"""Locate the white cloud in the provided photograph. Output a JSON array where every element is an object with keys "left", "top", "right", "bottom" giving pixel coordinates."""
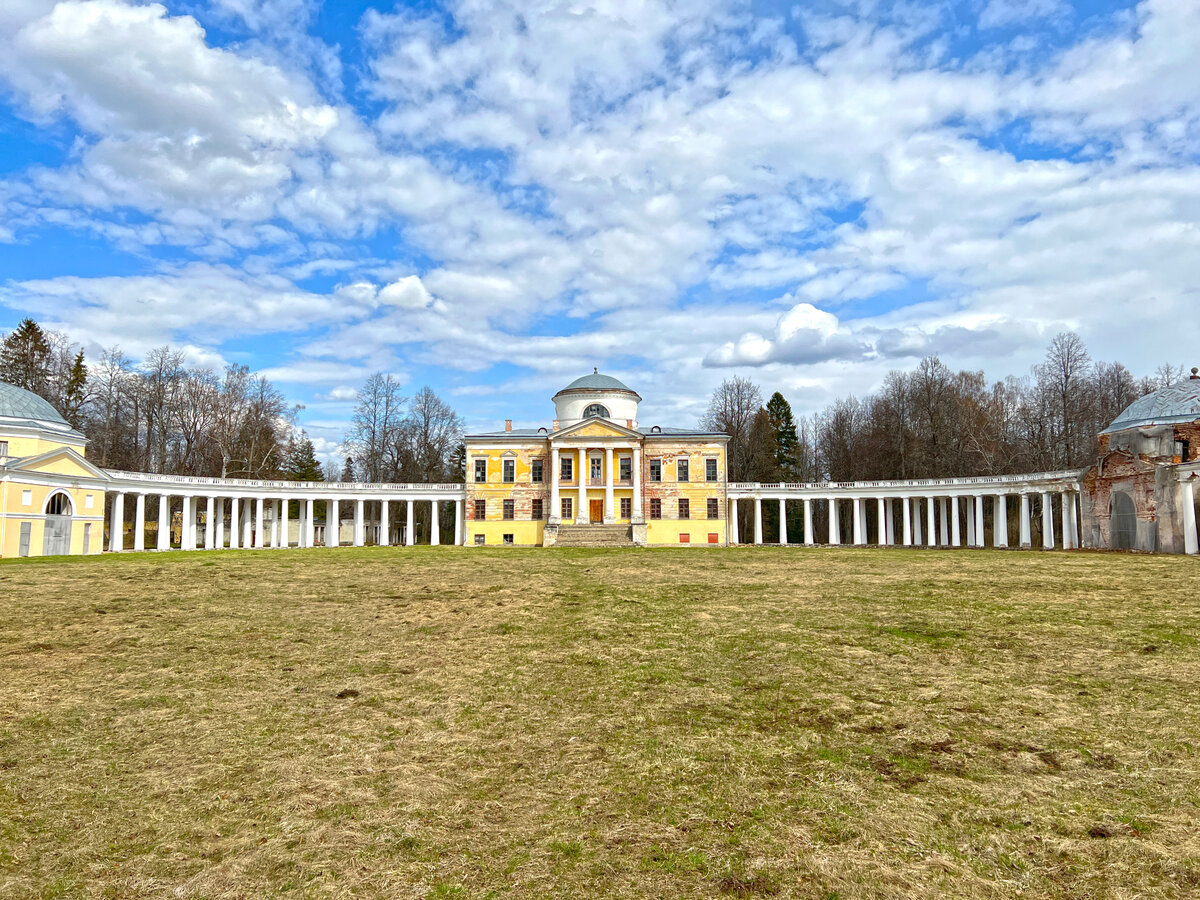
[{"left": 979, "top": 0, "right": 1067, "bottom": 30}]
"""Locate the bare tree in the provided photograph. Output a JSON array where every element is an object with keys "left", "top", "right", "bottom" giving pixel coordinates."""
[
  {"left": 701, "top": 375, "right": 763, "bottom": 481},
  {"left": 347, "top": 373, "right": 406, "bottom": 482}
]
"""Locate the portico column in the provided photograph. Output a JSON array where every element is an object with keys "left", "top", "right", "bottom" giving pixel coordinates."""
[
  {"left": 205, "top": 497, "right": 215, "bottom": 550},
  {"left": 355, "top": 498, "right": 365, "bottom": 546},
  {"left": 181, "top": 496, "right": 194, "bottom": 550},
  {"left": 876, "top": 497, "right": 886, "bottom": 544},
  {"left": 951, "top": 497, "right": 961, "bottom": 547},
  {"left": 974, "top": 495, "right": 985, "bottom": 548},
  {"left": 779, "top": 498, "right": 787, "bottom": 545},
  {"left": 995, "top": 495, "right": 1008, "bottom": 548},
  {"left": 577, "top": 447, "right": 587, "bottom": 523},
  {"left": 379, "top": 500, "right": 390, "bottom": 546},
  {"left": 255, "top": 498, "right": 266, "bottom": 549},
  {"left": 902, "top": 497, "right": 912, "bottom": 546},
  {"left": 406, "top": 499, "right": 415, "bottom": 546},
  {"left": 753, "top": 497, "right": 762, "bottom": 545},
  {"left": 852, "top": 498, "right": 864, "bottom": 546},
  {"left": 730, "top": 498, "right": 739, "bottom": 544},
  {"left": 604, "top": 446, "right": 615, "bottom": 523},
  {"left": 829, "top": 498, "right": 841, "bottom": 545},
  {"left": 158, "top": 495, "right": 171, "bottom": 550},
  {"left": 228, "top": 498, "right": 240, "bottom": 549},
  {"left": 279, "top": 499, "right": 288, "bottom": 548},
  {"left": 1061, "top": 491, "right": 1076, "bottom": 549},
  {"left": 1181, "top": 480, "right": 1198, "bottom": 555},
  {"left": 1019, "top": 493, "right": 1032, "bottom": 548},
  {"left": 456, "top": 499, "right": 465, "bottom": 545},
  {"left": 1041, "top": 492, "right": 1055, "bottom": 548},
  {"left": 926, "top": 498, "right": 935, "bottom": 547},
  {"left": 133, "top": 493, "right": 146, "bottom": 551},
  {"left": 108, "top": 492, "right": 125, "bottom": 552},
  {"left": 632, "top": 444, "right": 643, "bottom": 520},
  {"left": 328, "top": 499, "right": 339, "bottom": 547},
  {"left": 550, "top": 447, "right": 561, "bottom": 522},
  {"left": 431, "top": 500, "right": 440, "bottom": 546},
  {"left": 803, "top": 498, "right": 814, "bottom": 545}
]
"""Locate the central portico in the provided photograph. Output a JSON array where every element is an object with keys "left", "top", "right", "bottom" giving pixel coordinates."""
[{"left": 463, "top": 371, "right": 730, "bottom": 547}]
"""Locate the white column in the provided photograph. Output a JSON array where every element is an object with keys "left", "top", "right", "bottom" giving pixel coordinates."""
[
  {"left": 803, "top": 498, "right": 814, "bottom": 545},
  {"left": 279, "top": 499, "right": 288, "bottom": 548},
  {"left": 939, "top": 497, "right": 950, "bottom": 545},
  {"left": 1060, "top": 491, "right": 1073, "bottom": 549},
  {"left": 604, "top": 446, "right": 615, "bottom": 523},
  {"left": 431, "top": 500, "right": 440, "bottom": 546},
  {"left": 885, "top": 498, "right": 895, "bottom": 545},
  {"left": 632, "top": 444, "right": 643, "bottom": 520},
  {"left": 550, "top": 447, "right": 561, "bottom": 522},
  {"left": 255, "top": 497, "right": 265, "bottom": 549},
  {"left": 779, "top": 498, "right": 787, "bottom": 545},
  {"left": 305, "top": 498, "right": 315, "bottom": 547},
  {"left": 730, "top": 498, "right": 739, "bottom": 544},
  {"left": 974, "top": 495, "right": 985, "bottom": 548},
  {"left": 133, "top": 493, "right": 146, "bottom": 551},
  {"left": 159, "top": 495, "right": 171, "bottom": 550},
  {"left": 270, "top": 499, "right": 280, "bottom": 547},
  {"left": 354, "top": 498, "right": 365, "bottom": 546},
  {"left": 228, "top": 498, "right": 240, "bottom": 549},
  {"left": 577, "top": 447, "right": 587, "bottom": 523},
  {"left": 456, "top": 499, "right": 465, "bottom": 545},
  {"left": 994, "top": 495, "right": 1008, "bottom": 548},
  {"left": 1181, "top": 480, "right": 1198, "bottom": 555},
  {"left": 753, "top": 497, "right": 762, "bottom": 545},
  {"left": 1019, "top": 493, "right": 1032, "bottom": 548},
  {"left": 242, "top": 502, "right": 253, "bottom": 548},
  {"left": 829, "top": 498, "right": 841, "bottom": 544},
  {"left": 1041, "top": 492, "right": 1055, "bottom": 548},
  {"left": 876, "top": 497, "right": 886, "bottom": 544},
  {"left": 902, "top": 496, "right": 912, "bottom": 546},
  {"left": 926, "top": 498, "right": 935, "bottom": 547},
  {"left": 913, "top": 498, "right": 923, "bottom": 545},
  {"left": 406, "top": 499, "right": 415, "bottom": 546},
  {"left": 852, "top": 498, "right": 864, "bottom": 545},
  {"left": 328, "top": 499, "right": 339, "bottom": 547},
  {"left": 108, "top": 492, "right": 125, "bottom": 552},
  {"left": 379, "top": 500, "right": 390, "bottom": 546},
  {"left": 181, "top": 496, "right": 194, "bottom": 550},
  {"left": 205, "top": 497, "right": 215, "bottom": 550},
  {"left": 951, "top": 497, "right": 961, "bottom": 547},
  {"left": 966, "top": 498, "right": 976, "bottom": 546}
]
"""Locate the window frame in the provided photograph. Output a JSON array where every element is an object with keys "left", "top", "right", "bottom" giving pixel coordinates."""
[
  {"left": 620, "top": 497, "right": 631, "bottom": 519},
  {"left": 560, "top": 457, "right": 573, "bottom": 481},
  {"left": 678, "top": 498, "right": 690, "bottom": 519},
  {"left": 677, "top": 458, "right": 689, "bottom": 482},
  {"left": 473, "top": 458, "right": 487, "bottom": 483},
  {"left": 502, "top": 458, "right": 515, "bottom": 483},
  {"left": 649, "top": 498, "right": 662, "bottom": 520},
  {"left": 561, "top": 497, "right": 573, "bottom": 520},
  {"left": 707, "top": 498, "right": 719, "bottom": 519},
  {"left": 531, "top": 498, "right": 543, "bottom": 520},
  {"left": 503, "top": 499, "right": 515, "bottom": 520},
  {"left": 706, "top": 458, "right": 718, "bottom": 482},
  {"left": 473, "top": 499, "right": 486, "bottom": 520},
  {"left": 649, "top": 458, "right": 661, "bottom": 482},
  {"left": 531, "top": 458, "right": 544, "bottom": 483},
  {"left": 619, "top": 456, "right": 632, "bottom": 481}
]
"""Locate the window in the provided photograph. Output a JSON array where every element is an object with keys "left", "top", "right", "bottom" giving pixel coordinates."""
[
  {"left": 561, "top": 457, "right": 573, "bottom": 481},
  {"left": 619, "top": 456, "right": 631, "bottom": 480},
  {"left": 679, "top": 533, "right": 690, "bottom": 543},
  {"left": 678, "top": 499, "right": 690, "bottom": 519},
  {"left": 531, "top": 458, "right": 544, "bottom": 482},
  {"left": 503, "top": 458, "right": 515, "bottom": 483},
  {"left": 649, "top": 459, "right": 661, "bottom": 482},
  {"left": 474, "top": 458, "right": 487, "bottom": 482},
  {"left": 532, "top": 499, "right": 543, "bottom": 520},
  {"left": 706, "top": 458, "right": 718, "bottom": 482},
  {"left": 650, "top": 499, "right": 662, "bottom": 519},
  {"left": 620, "top": 497, "right": 631, "bottom": 518},
  {"left": 85, "top": 494, "right": 94, "bottom": 509},
  {"left": 503, "top": 499, "right": 515, "bottom": 520},
  {"left": 590, "top": 456, "right": 602, "bottom": 480},
  {"left": 21, "top": 490, "right": 31, "bottom": 506},
  {"left": 474, "top": 499, "right": 486, "bottom": 520},
  {"left": 707, "top": 498, "right": 719, "bottom": 519},
  {"left": 475, "top": 534, "right": 486, "bottom": 545},
  {"left": 46, "top": 493, "right": 71, "bottom": 516},
  {"left": 562, "top": 497, "right": 573, "bottom": 520},
  {"left": 503, "top": 533, "right": 514, "bottom": 544},
  {"left": 584, "top": 403, "right": 610, "bottom": 418},
  {"left": 677, "top": 458, "right": 689, "bottom": 482},
  {"left": 708, "top": 533, "right": 719, "bottom": 544},
  {"left": 0, "top": 440, "right": 8, "bottom": 456}
]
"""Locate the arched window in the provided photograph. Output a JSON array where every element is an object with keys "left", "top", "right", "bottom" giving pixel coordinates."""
[
  {"left": 1109, "top": 491, "right": 1137, "bottom": 550},
  {"left": 45, "top": 492, "right": 73, "bottom": 517},
  {"left": 583, "top": 403, "right": 610, "bottom": 418}
]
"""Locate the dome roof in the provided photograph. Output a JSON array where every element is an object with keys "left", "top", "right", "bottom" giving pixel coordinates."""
[
  {"left": 553, "top": 369, "right": 639, "bottom": 398},
  {"left": 0, "top": 381, "right": 69, "bottom": 425},
  {"left": 1101, "top": 369, "right": 1200, "bottom": 434}
]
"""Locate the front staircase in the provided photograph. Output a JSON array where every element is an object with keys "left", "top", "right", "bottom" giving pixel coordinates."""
[{"left": 553, "top": 523, "right": 635, "bottom": 547}]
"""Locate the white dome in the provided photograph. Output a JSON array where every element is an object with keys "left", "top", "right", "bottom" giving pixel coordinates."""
[{"left": 553, "top": 369, "right": 641, "bottom": 428}]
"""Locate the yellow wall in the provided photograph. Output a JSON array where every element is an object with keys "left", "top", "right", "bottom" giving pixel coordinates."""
[
  {"left": 646, "top": 518, "right": 728, "bottom": 546},
  {"left": 0, "top": 479, "right": 105, "bottom": 558},
  {"left": 2, "top": 433, "right": 88, "bottom": 460}
]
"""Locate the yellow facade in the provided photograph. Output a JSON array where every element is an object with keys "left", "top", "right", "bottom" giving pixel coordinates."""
[{"left": 0, "top": 445, "right": 107, "bottom": 558}]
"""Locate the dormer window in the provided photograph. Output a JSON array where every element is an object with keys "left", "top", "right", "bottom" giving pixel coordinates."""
[{"left": 584, "top": 403, "right": 610, "bottom": 418}]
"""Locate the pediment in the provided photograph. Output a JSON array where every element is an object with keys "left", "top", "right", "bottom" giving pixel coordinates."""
[
  {"left": 553, "top": 418, "right": 641, "bottom": 441},
  {"left": 9, "top": 446, "right": 111, "bottom": 481}
]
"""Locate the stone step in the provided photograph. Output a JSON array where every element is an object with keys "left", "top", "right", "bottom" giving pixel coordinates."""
[{"left": 555, "top": 524, "right": 634, "bottom": 546}]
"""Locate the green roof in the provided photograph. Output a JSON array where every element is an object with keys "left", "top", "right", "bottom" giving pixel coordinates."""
[
  {"left": 0, "top": 381, "right": 82, "bottom": 438},
  {"left": 554, "top": 370, "right": 637, "bottom": 395}
]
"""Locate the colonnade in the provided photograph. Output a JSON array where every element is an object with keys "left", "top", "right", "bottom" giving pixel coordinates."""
[
  {"left": 728, "top": 488, "right": 1083, "bottom": 549},
  {"left": 106, "top": 485, "right": 467, "bottom": 552}
]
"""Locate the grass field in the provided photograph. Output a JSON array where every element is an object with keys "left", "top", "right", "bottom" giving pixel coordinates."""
[{"left": 1, "top": 547, "right": 1199, "bottom": 899}]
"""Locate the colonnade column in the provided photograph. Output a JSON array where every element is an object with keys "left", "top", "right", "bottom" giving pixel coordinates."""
[
  {"left": 577, "top": 448, "right": 587, "bottom": 524},
  {"left": 902, "top": 496, "right": 912, "bottom": 546},
  {"left": 913, "top": 498, "right": 923, "bottom": 545},
  {"left": 242, "top": 502, "right": 253, "bottom": 548},
  {"left": 550, "top": 447, "right": 561, "bottom": 522},
  {"left": 158, "top": 495, "right": 171, "bottom": 550},
  {"left": 305, "top": 498, "right": 315, "bottom": 547},
  {"left": 995, "top": 495, "right": 1008, "bottom": 548},
  {"left": 803, "top": 498, "right": 814, "bottom": 545},
  {"left": 885, "top": 498, "right": 895, "bottom": 544},
  {"left": 730, "top": 498, "right": 739, "bottom": 544},
  {"left": 604, "top": 446, "right": 615, "bottom": 523},
  {"left": 951, "top": 497, "right": 961, "bottom": 547},
  {"left": 829, "top": 498, "right": 841, "bottom": 544},
  {"left": 254, "top": 498, "right": 265, "bottom": 549},
  {"left": 1181, "top": 480, "right": 1198, "bottom": 555},
  {"left": 354, "top": 499, "right": 365, "bottom": 547},
  {"left": 939, "top": 498, "right": 950, "bottom": 545},
  {"left": 431, "top": 500, "right": 440, "bottom": 546},
  {"left": 852, "top": 498, "right": 864, "bottom": 546},
  {"left": 456, "top": 498, "right": 465, "bottom": 545},
  {"left": 205, "top": 497, "right": 215, "bottom": 550},
  {"left": 1061, "top": 491, "right": 1075, "bottom": 549},
  {"left": 181, "top": 496, "right": 194, "bottom": 550},
  {"left": 1019, "top": 493, "right": 1032, "bottom": 548},
  {"left": 926, "top": 498, "right": 936, "bottom": 547},
  {"left": 109, "top": 492, "right": 125, "bottom": 552},
  {"left": 1041, "top": 491, "right": 1055, "bottom": 548},
  {"left": 974, "top": 495, "right": 985, "bottom": 548},
  {"left": 753, "top": 497, "right": 762, "bottom": 545},
  {"left": 133, "top": 493, "right": 146, "bottom": 551},
  {"left": 876, "top": 497, "right": 886, "bottom": 544},
  {"left": 632, "top": 444, "right": 643, "bottom": 520},
  {"left": 278, "top": 499, "right": 287, "bottom": 548},
  {"left": 328, "top": 499, "right": 339, "bottom": 547},
  {"left": 406, "top": 499, "right": 415, "bottom": 546},
  {"left": 966, "top": 499, "right": 976, "bottom": 546},
  {"left": 229, "top": 498, "right": 240, "bottom": 549},
  {"left": 779, "top": 498, "right": 787, "bottom": 545},
  {"left": 379, "top": 500, "right": 389, "bottom": 546}
]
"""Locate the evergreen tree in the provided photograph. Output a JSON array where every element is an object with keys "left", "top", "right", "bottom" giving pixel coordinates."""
[
  {"left": 766, "top": 391, "right": 798, "bottom": 479},
  {"left": 62, "top": 350, "right": 88, "bottom": 428},
  {"left": 0, "top": 318, "right": 51, "bottom": 395},
  {"left": 284, "top": 433, "right": 324, "bottom": 482},
  {"left": 341, "top": 456, "right": 356, "bottom": 482}
]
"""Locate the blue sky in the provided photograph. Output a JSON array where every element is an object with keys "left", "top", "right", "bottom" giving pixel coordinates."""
[{"left": 0, "top": 0, "right": 1197, "bottom": 461}]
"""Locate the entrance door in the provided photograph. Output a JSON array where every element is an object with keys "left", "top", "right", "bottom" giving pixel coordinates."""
[
  {"left": 589, "top": 499, "right": 603, "bottom": 523},
  {"left": 43, "top": 516, "right": 72, "bottom": 555}
]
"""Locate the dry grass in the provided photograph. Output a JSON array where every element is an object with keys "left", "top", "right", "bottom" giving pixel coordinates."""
[{"left": 1, "top": 547, "right": 1199, "bottom": 899}]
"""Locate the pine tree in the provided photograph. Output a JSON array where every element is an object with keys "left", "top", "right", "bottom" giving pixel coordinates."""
[
  {"left": 341, "top": 456, "right": 356, "bottom": 482},
  {"left": 766, "top": 392, "right": 798, "bottom": 479},
  {"left": 62, "top": 350, "right": 88, "bottom": 428},
  {"left": 284, "top": 433, "right": 324, "bottom": 482},
  {"left": 0, "top": 318, "right": 51, "bottom": 395}
]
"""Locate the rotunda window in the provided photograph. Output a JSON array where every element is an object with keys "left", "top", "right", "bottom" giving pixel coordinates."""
[{"left": 584, "top": 403, "right": 610, "bottom": 418}]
